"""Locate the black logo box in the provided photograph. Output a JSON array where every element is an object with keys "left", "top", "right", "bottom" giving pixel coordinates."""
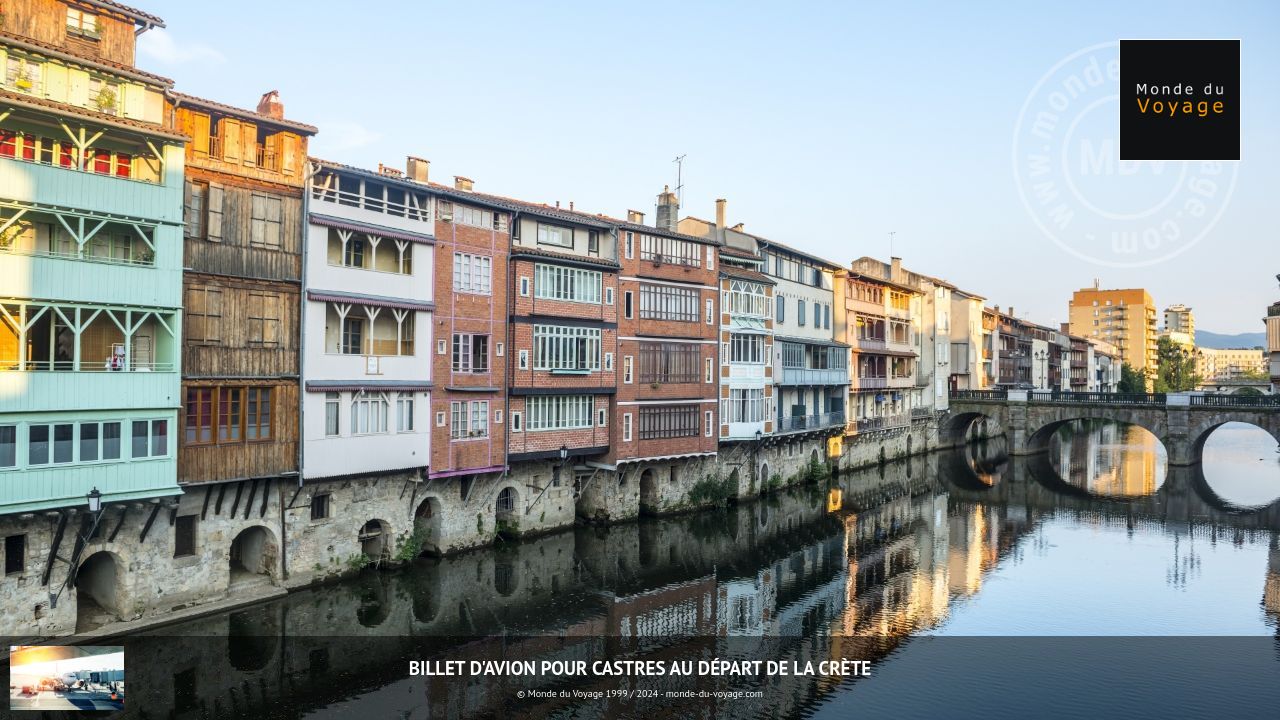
[{"left": 1120, "top": 39, "right": 1240, "bottom": 160}]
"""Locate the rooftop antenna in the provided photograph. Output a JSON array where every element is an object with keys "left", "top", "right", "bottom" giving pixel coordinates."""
[
  {"left": 673, "top": 154, "right": 686, "bottom": 207},
  {"left": 888, "top": 231, "right": 896, "bottom": 257}
]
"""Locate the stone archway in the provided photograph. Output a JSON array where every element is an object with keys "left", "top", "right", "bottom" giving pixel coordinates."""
[
  {"left": 229, "top": 525, "right": 278, "bottom": 587},
  {"left": 1188, "top": 418, "right": 1280, "bottom": 466},
  {"left": 359, "top": 519, "right": 391, "bottom": 563},
  {"left": 414, "top": 497, "right": 443, "bottom": 555},
  {"left": 75, "top": 551, "right": 125, "bottom": 632},
  {"left": 495, "top": 487, "right": 519, "bottom": 538},
  {"left": 639, "top": 469, "right": 659, "bottom": 515}
]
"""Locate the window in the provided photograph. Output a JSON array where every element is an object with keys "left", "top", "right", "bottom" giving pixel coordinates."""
[
  {"left": 798, "top": 300, "right": 806, "bottom": 326},
  {"left": 493, "top": 409, "right": 502, "bottom": 424},
  {"left": 452, "top": 334, "right": 490, "bottom": 373},
  {"left": 533, "top": 326, "right": 600, "bottom": 371},
  {"left": 186, "top": 287, "right": 223, "bottom": 344},
  {"left": 776, "top": 295, "right": 786, "bottom": 323},
  {"left": 723, "top": 280, "right": 768, "bottom": 316},
  {"left": 310, "top": 493, "right": 330, "bottom": 520},
  {"left": 729, "top": 334, "right": 765, "bottom": 364},
  {"left": 605, "top": 287, "right": 614, "bottom": 305},
  {"left": 782, "top": 343, "right": 805, "bottom": 368},
  {"left": 535, "top": 264, "right": 602, "bottom": 303},
  {"left": 640, "top": 284, "right": 698, "bottom": 322},
  {"left": 640, "top": 233, "right": 700, "bottom": 267},
  {"left": 624, "top": 232, "right": 634, "bottom": 259},
  {"left": 537, "top": 224, "right": 572, "bottom": 248},
  {"left": 705, "top": 357, "right": 714, "bottom": 383},
  {"left": 131, "top": 419, "right": 168, "bottom": 458},
  {"left": 185, "top": 388, "right": 214, "bottom": 444},
  {"left": 511, "top": 412, "right": 523, "bottom": 432},
  {"left": 622, "top": 413, "right": 632, "bottom": 442},
  {"left": 454, "top": 205, "right": 494, "bottom": 229},
  {"left": 0, "top": 426, "right": 15, "bottom": 468},
  {"left": 28, "top": 425, "right": 49, "bottom": 465},
  {"left": 519, "top": 277, "right": 530, "bottom": 296},
  {"left": 102, "top": 422, "right": 121, "bottom": 460},
  {"left": 246, "top": 388, "right": 272, "bottom": 440},
  {"left": 340, "top": 316, "right": 364, "bottom": 355},
  {"left": 435, "top": 411, "right": 446, "bottom": 427},
  {"left": 250, "top": 194, "right": 283, "bottom": 248},
  {"left": 518, "top": 349, "right": 529, "bottom": 370},
  {"left": 598, "top": 408, "right": 607, "bottom": 427},
  {"left": 624, "top": 291, "right": 633, "bottom": 319},
  {"left": 217, "top": 387, "right": 243, "bottom": 442},
  {"left": 51, "top": 424, "right": 73, "bottom": 463},
  {"left": 397, "top": 393, "right": 414, "bottom": 432},
  {"left": 66, "top": 8, "right": 99, "bottom": 38},
  {"left": 174, "top": 516, "right": 196, "bottom": 558},
  {"left": 185, "top": 180, "right": 207, "bottom": 239},
  {"left": 723, "top": 389, "right": 768, "bottom": 423},
  {"left": 639, "top": 405, "right": 700, "bottom": 439},
  {"left": 351, "top": 392, "right": 389, "bottom": 434},
  {"left": 706, "top": 245, "right": 715, "bottom": 271},
  {"left": 325, "top": 392, "right": 340, "bottom": 436},
  {"left": 639, "top": 342, "right": 700, "bottom": 383},
  {"left": 247, "top": 293, "right": 281, "bottom": 347},
  {"left": 4, "top": 535, "right": 24, "bottom": 575},
  {"left": 453, "top": 253, "right": 492, "bottom": 294},
  {"left": 342, "top": 237, "right": 366, "bottom": 268},
  {"left": 527, "top": 395, "right": 593, "bottom": 431},
  {"left": 450, "top": 401, "right": 489, "bottom": 438},
  {"left": 705, "top": 410, "right": 714, "bottom": 436},
  {"left": 623, "top": 355, "right": 633, "bottom": 383},
  {"left": 588, "top": 230, "right": 599, "bottom": 254},
  {"left": 604, "top": 352, "right": 614, "bottom": 371}
]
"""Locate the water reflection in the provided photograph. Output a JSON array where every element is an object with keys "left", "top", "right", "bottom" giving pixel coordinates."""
[
  {"left": 1202, "top": 422, "right": 1280, "bottom": 508},
  {"left": 111, "top": 426, "right": 1280, "bottom": 719},
  {"left": 1049, "top": 419, "right": 1167, "bottom": 497}
]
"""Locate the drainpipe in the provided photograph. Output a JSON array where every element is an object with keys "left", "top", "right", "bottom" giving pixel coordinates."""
[
  {"left": 503, "top": 211, "right": 518, "bottom": 491},
  {"left": 284, "top": 161, "right": 318, "bottom": 581}
]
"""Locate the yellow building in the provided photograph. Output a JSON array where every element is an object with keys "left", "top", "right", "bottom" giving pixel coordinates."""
[
  {"left": 1197, "top": 347, "right": 1266, "bottom": 381},
  {"left": 1068, "top": 284, "right": 1158, "bottom": 374},
  {"left": 1163, "top": 304, "right": 1195, "bottom": 345}
]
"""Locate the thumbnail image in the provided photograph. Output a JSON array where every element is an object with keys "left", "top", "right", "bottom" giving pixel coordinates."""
[{"left": 9, "top": 646, "right": 124, "bottom": 712}]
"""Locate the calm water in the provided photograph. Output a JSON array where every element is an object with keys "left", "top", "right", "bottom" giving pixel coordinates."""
[{"left": 115, "top": 421, "right": 1280, "bottom": 719}]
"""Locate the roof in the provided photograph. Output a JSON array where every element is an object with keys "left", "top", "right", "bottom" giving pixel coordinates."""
[
  {"left": 841, "top": 270, "right": 922, "bottom": 296},
  {"left": 305, "top": 289, "right": 435, "bottom": 313},
  {"left": 613, "top": 219, "right": 722, "bottom": 246},
  {"left": 309, "top": 213, "right": 434, "bottom": 245},
  {"left": 305, "top": 380, "right": 431, "bottom": 393},
  {"left": 719, "top": 245, "right": 759, "bottom": 260},
  {"left": 435, "top": 184, "right": 615, "bottom": 229},
  {"left": 0, "top": 29, "right": 173, "bottom": 87},
  {"left": 0, "top": 88, "right": 187, "bottom": 142},
  {"left": 83, "top": 0, "right": 166, "bottom": 28},
  {"left": 754, "top": 236, "right": 843, "bottom": 271},
  {"left": 720, "top": 266, "right": 775, "bottom": 285},
  {"left": 169, "top": 92, "right": 318, "bottom": 134},
  {"left": 309, "top": 158, "right": 513, "bottom": 213},
  {"left": 773, "top": 335, "right": 851, "bottom": 349},
  {"left": 509, "top": 245, "right": 619, "bottom": 270}
]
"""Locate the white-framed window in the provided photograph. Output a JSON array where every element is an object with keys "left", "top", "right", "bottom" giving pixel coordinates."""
[
  {"left": 640, "top": 233, "right": 700, "bottom": 267},
  {"left": 705, "top": 298, "right": 714, "bottom": 324},
  {"left": 396, "top": 393, "right": 414, "bottom": 432},
  {"left": 435, "top": 411, "right": 446, "bottom": 427},
  {"left": 705, "top": 357, "right": 714, "bottom": 383},
  {"left": 535, "top": 264, "right": 602, "bottom": 303},
  {"left": 722, "top": 388, "right": 770, "bottom": 423},
  {"left": 325, "top": 392, "right": 341, "bottom": 436},
  {"left": 597, "top": 408, "right": 607, "bottom": 427},
  {"left": 537, "top": 224, "right": 572, "bottom": 248},
  {"left": 604, "top": 352, "right": 614, "bottom": 371},
  {"left": 494, "top": 409, "right": 503, "bottom": 424},
  {"left": 518, "top": 349, "right": 529, "bottom": 370},
  {"left": 534, "top": 325, "right": 601, "bottom": 371},
  {"left": 351, "top": 392, "right": 389, "bottom": 435},
  {"left": 623, "top": 355, "right": 633, "bottom": 383},
  {"left": 706, "top": 245, "right": 715, "bottom": 271},
  {"left": 605, "top": 287, "right": 614, "bottom": 305},
  {"left": 622, "top": 413, "right": 633, "bottom": 442},
  {"left": 437, "top": 339, "right": 447, "bottom": 355},
  {"left": 496, "top": 342, "right": 504, "bottom": 357},
  {"left": 455, "top": 205, "right": 503, "bottom": 230},
  {"left": 729, "top": 334, "right": 765, "bottom": 364},
  {"left": 66, "top": 7, "right": 99, "bottom": 38},
  {"left": 519, "top": 276, "right": 530, "bottom": 296},
  {"left": 705, "top": 410, "right": 714, "bottom": 436},
  {"left": 723, "top": 280, "right": 768, "bottom": 316},
  {"left": 511, "top": 412, "right": 523, "bottom": 432},
  {"left": 450, "top": 400, "right": 489, "bottom": 439},
  {"left": 526, "top": 395, "right": 594, "bottom": 431},
  {"left": 452, "top": 334, "right": 490, "bottom": 373},
  {"left": 640, "top": 284, "right": 698, "bottom": 322},
  {"left": 131, "top": 419, "right": 169, "bottom": 459},
  {"left": 624, "top": 232, "right": 634, "bottom": 259},
  {"left": 453, "top": 252, "right": 492, "bottom": 294}
]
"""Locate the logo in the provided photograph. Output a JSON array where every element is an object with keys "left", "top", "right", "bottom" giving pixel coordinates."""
[
  {"left": 1120, "top": 40, "right": 1240, "bottom": 160},
  {"left": 1013, "top": 42, "right": 1238, "bottom": 268}
]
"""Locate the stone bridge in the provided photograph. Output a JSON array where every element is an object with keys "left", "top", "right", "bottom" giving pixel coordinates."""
[{"left": 943, "top": 390, "right": 1280, "bottom": 466}]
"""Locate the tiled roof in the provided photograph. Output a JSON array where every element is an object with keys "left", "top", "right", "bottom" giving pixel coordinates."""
[
  {"left": 509, "top": 245, "right": 619, "bottom": 269},
  {"left": 0, "top": 29, "right": 173, "bottom": 86},
  {"left": 754, "top": 236, "right": 843, "bottom": 270},
  {"left": 305, "top": 289, "right": 435, "bottom": 313},
  {"left": 612, "top": 219, "right": 722, "bottom": 246},
  {"left": 305, "top": 380, "right": 431, "bottom": 393},
  {"left": 431, "top": 183, "right": 615, "bottom": 229},
  {"left": 719, "top": 245, "right": 759, "bottom": 259},
  {"left": 0, "top": 88, "right": 187, "bottom": 141},
  {"left": 170, "top": 91, "right": 318, "bottom": 134},
  {"left": 309, "top": 214, "right": 434, "bottom": 245},
  {"left": 720, "top": 265, "right": 775, "bottom": 284},
  {"left": 84, "top": 0, "right": 165, "bottom": 27}
]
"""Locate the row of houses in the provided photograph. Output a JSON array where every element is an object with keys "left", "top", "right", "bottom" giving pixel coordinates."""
[{"left": 0, "top": 0, "right": 1118, "bottom": 637}]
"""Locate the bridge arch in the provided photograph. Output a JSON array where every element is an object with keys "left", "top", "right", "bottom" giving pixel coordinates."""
[
  {"left": 1187, "top": 417, "right": 1280, "bottom": 467},
  {"left": 1021, "top": 406, "right": 1171, "bottom": 457},
  {"left": 941, "top": 410, "right": 1005, "bottom": 446}
]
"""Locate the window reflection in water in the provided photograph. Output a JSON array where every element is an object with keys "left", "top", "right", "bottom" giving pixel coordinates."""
[{"left": 1049, "top": 420, "right": 1167, "bottom": 497}]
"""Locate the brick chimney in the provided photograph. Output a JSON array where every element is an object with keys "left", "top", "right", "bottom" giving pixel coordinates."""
[
  {"left": 406, "top": 156, "right": 429, "bottom": 183},
  {"left": 656, "top": 185, "right": 679, "bottom": 233},
  {"left": 715, "top": 198, "right": 727, "bottom": 228},
  {"left": 454, "top": 176, "right": 473, "bottom": 191},
  {"left": 256, "top": 90, "right": 284, "bottom": 120},
  {"left": 627, "top": 209, "right": 645, "bottom": 224}
]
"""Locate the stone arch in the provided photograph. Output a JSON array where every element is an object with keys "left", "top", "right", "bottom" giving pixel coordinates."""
[
  {"left": 941, "top": 411, "right": 1002, "bottom": 445},
  {"left": 494, "top": 555, "right": 519, "bottom": 597},
  {"left": 494, "top": 485, "right": 519, "bottom": 531},
  {"left": 414, "top": 496, "right": 443, "bottom": 555},
  {"left": 759, "top": 461, "right": 771, "bottom": 487},
  {"left": 74, "top": 550, "right": 127, "bottom": 632},
  {"left": 355, "top": 574, "right": 390, "bottom": 628},
  {"left": 226, "top": 606, "right": 279, "bottom": 672},
  {"left": 639, "top": 468, "right": 659, "bottom": 515},
  {"left": 359, "top": 519, "right": 392, "bottom": 563},
  {"left": 1022, "top": 408, "right": 1169, "bottom": 457},
  {"left": 809, "top": 448, "right": 820, "bottom": 468},
  {"left": 229, "top": 524, "right": 278, "bottom": 586},
  {"left": 1187, "top": 416, "right": 1280, "bottom": 467}
]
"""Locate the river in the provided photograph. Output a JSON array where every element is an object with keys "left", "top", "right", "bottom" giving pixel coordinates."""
[{"left": 110, "top": 421, "right": 1280, "bottom": 718}]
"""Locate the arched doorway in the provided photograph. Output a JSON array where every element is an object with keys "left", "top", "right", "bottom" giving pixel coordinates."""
[
  {"left": 359, "top": 519, "right": 391, "bottom": 564},
  {"left": 639, "top": 469, "right": 658, "bottom": 515},
  {"left": 495, "top": 487, "right": 518, "bottom": 539},
  {"left": 75, "top": 552, "right": 123, "bottom": 632},
  {"left": 759, "top": 462, "right": 770, "bottom": 488},
  {"left": 229, "top": 526, "right": 277, "bottom": 587},
  {"left": 414, "top": 497, "right": 443, "bottom": 556}
]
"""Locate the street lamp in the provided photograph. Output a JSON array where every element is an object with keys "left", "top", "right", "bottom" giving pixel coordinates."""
[
  {"left": 49, "top": 488, "right": 105, "bottom": 610},
  {"left": 558, "top": 445, "right": 569, "bottom": 463},
  {"left": 87, "top": 487, "right": 102, "bottom": 514}
]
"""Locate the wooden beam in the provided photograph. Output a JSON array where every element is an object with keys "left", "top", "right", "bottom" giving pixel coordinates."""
[
  {"left": 286, "top": 484, "right": 303, "bottom": 510},
  {"left": 215, "top": 483, "right": 228, "bottom": 515},
  {"left": 138, "top": 503, "right": 160, "bottom": 543},
  {"left": 107, "top": 506, "right": 129, "bottom": 543},
  {"left": 243, "top": 479, "right": 259, "bottom": 520},
  {"left": 41, "top": 511, "right": 68, "bottom": 586},
  {"left": 201, "top": 485, "right": 213, "bottom": 520},
  {"left": 168, "top": 505, "right": 177, "bottom": 526},
  {"left": 65, "top": 514, "right": 92, "bottom": 587},
  {"left": 259, "top": 479, "right": 270, "bottom": 518},
  {"left": 229, "top": 481, "right": 244, "bottom": 518}
]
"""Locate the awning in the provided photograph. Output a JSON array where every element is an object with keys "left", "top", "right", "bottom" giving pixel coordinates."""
[
  {"left": 730, "top": 317, "right": 769, "bottom": 334},
  {"left": 306, "top": 380, "right": 431, "bottom": 393},
  {"left": 851, "top": 348, "right": 918, "bottom": 359},
  {"left": 309, "top": 213, "right": 435, "bottom": 245},
  {"left": 306, "top": 289, "right": 435, "bottom": 313}
]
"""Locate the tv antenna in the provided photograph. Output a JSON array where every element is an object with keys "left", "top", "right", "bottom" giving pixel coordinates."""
[
  {"left": 888, "top": 231, "right": 896, "bottom": 257},
  {"left": 673, "top": 154, "right": 686, "bottom": 206}
]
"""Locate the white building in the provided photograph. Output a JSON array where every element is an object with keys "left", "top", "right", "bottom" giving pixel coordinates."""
[{"left": 302, "top": 161, "right": 435, "bottom": 479}]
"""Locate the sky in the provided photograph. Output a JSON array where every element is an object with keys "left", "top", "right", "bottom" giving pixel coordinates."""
[{"left": 136, "top": 1, "right": 1280, "bottom": 334}]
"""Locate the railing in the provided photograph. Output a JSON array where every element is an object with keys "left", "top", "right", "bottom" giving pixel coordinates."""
[
  {"left": 1028, "top": 391, "right": 1166, "bottom": 404},
  {"left": 848, "top": 414, "right": 911, "bottom": 434},
  {"left": 779, "top": 366, "right": 849, "bottom": 385},
  {"left": 1, "top": 360, "right": 176, "bottom": 372},
  {"left": 951, "top": 389, "right": 1008, "bottom": 400},
  {"left": 911, "top": 407, "right": 934, "bottom": 420},
  {"left": 1190, "top": 394, "right": 1280, "bottom": 408},
  {"left": 778, "top": 412, "right": 845, "bottom": 433}
]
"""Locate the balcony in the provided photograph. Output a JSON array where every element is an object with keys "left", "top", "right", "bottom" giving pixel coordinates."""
[
  {"left": 852, "top": 376, "right": 887, "bottom": 390},
  {"left": 778, "top": 366, "right": 849, "bottom": 386},
  {"left": 727, "top": 363, "right": 767, "bottom": 381},
  {"left": 0, "top": 369, "right": 180, "bottom": 413},
  {"left": 0, "top": 157, "right": 182, "bottom": 222},
  {"left": 847, "top": 414, "right": 910, "bottom": 434},
  {"left": 777, "top": 412, "right": 845, "bottom": 433}
]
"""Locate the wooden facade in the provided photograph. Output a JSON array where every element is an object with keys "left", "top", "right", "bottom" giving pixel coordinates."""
[
  {"left": 174, "top": 94, "right": 315, "bottom": 487},
  {"left": 0, "top": 0, "right": 161, "bottom": 68}
]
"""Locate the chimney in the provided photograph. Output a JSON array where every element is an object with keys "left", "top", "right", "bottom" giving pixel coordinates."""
[
  {"left": 1093, "top": 278, "right": 1101, "bottom": 290},
  {"left": 656, "top": 185, "right": 679, "bottom": 233},
  {"left": 890, "top": 256, "right": 902, "bottom": 283},
  {"left": 715, "top": 198, "right": 727, "bottom": 228},
  {"left": 569, "top": 201, "right": 574, "bottom": 211},
  {"left": 1009, "top": 306, "right": 1015, "bottom": 318},
  {"left": 454, "top": 176, "right": 473, "bottom": 191},
  {"left": 627, "top": 209, "right": 645, "bottom": 224},
  {"left": 406, "top": 156, "right": 430, "bottom": 183},
  {"left": 256, "top": 90, "right": 284, "bottom": 120}
]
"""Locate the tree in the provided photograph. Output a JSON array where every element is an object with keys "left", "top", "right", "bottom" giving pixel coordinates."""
[
  {"left": 1152, "top": 336, "right": 1201, "bottom": 393},
  {"left": 1117, "top": 363, "right": 1146, "bottom": 393}
]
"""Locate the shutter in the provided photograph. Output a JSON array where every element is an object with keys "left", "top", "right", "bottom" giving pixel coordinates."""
[
  {"left": 280, "top": 133, "right": 298, "bottom": 175},
  {"left": 122, "top": 84, "right": 145, "bottom": 119},
  {"left": 268, "top": 197, "right": 282, "bottom": 247},
  {"left": 192, "top": 112, "right": 211, "bottom": 155},
  {"left": 182, "top": 179, "right": 193, "bottom": 234},
  {"left": 265, "top": 295, "right": 280, "bottom": 345},
  {"left": 67, "top": 69, "right": 88, "bottom": 107},
  {"left": 249, "top": 194, "right": 265, "bottom": 245},
  {"left": 241, "top": 123, "right": 258, "bottom": 166},
  {"left": 220, "top": 119, "right": 241, "bottom": 162},
  {"left": 207, "top": 183, "right": 224, "bottom": 240},
  {"left": 44, "top": 64, "right": 68, "bottom": 102}
]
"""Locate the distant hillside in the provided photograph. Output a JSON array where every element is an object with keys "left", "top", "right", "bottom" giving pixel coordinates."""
[{"left": 1196, "top": 330, "right": 1266, "bottom": 349}]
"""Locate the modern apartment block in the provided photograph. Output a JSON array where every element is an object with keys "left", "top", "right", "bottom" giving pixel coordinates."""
[
  {"left": 1196, "top": 347, "right": 1266, "bottom": 381},
  {"left": 1163, "top": 304, "right": 1195, "bottom": 345},
  {"left": 1068, "top": 284, "right": 1158, "bottom": 375},
  {"left": 0, "top": 0, "right": 185, "bottom": 634}
]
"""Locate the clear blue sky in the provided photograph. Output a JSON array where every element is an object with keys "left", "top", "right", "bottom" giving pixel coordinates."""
[{"left": 138, "top": 1, "right": 1280, "bottom": 333}]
